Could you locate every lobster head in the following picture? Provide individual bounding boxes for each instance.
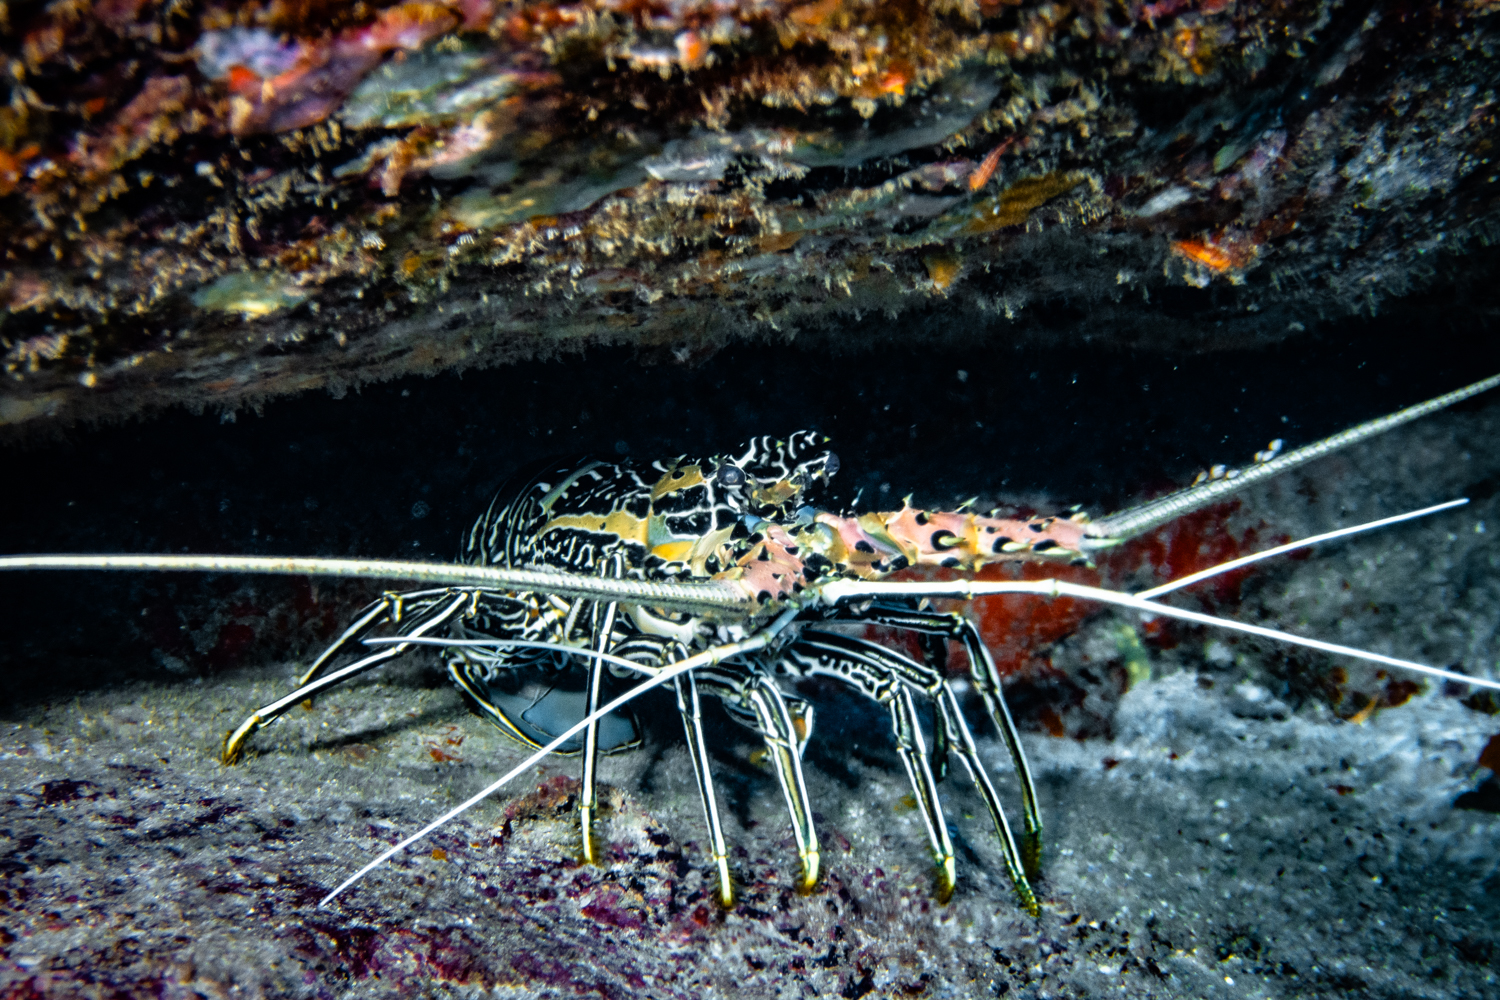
[715,430,839,519]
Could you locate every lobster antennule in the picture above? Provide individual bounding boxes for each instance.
[1082,371,1500,545]
[1134,497,1469,599]
[816,574,1500,693]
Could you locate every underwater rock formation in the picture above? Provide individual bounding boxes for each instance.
[1,348,1497,998]
[1,0,1498,428]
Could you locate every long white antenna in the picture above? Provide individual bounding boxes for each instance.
[1136,498,1469,599]
[817,577,1500,692]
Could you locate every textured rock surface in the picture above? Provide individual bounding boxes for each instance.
[1,336,1498,997]
[2,0,1499,429]
[0,661,1496,998]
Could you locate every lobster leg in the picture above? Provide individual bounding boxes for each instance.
[733,671,821,892]
[787,628,1040,909]
[843,605,1044,881]
[889,684,958,899]
[931,680,1040,915]
[578,598,617,863]
[612,634,739,906]
[224,590,475,763]
[784,631,962,898]
[579,556,627,865]
[674,671,736,907]
[953,622,1042,880]
[296,587,459,687]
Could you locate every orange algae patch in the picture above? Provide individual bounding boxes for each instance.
[227,65,262,94]
[1172,234,1258,273]
[0,149,25,196]
[879,60,913,96]
[923,252,962,290]
[675,30,709,67]
[1172,26,1210,75]
[965,173,1085,233]
[789,0,841,29]
[1172,238,1232,271]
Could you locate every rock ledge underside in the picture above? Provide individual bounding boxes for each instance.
[2,0,1499,427]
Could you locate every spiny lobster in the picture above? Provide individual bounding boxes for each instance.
[3,373,1498,917]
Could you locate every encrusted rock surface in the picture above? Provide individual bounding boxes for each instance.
[1,338,1497,997]
[2,0,1499,429]
[0,662,1496,998]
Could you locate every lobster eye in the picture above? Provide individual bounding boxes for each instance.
[823,453,840,478]
[717,465,746,487]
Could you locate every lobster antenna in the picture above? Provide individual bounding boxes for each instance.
[816,576,1500,692]
[318,608,802,907]
[1085,372,1500,543]
[1136,498,1469,599]
[0,553,748,613]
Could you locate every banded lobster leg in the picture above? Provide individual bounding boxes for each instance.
[445,558,635,865]
[605,644,820,904]
[676,670,737,906]
[842,604,1044,881]
[508,555,726,870]
[223,588,478,763]
[579,556,626,865]
[449,625,790,908]
[786,629,1040,914]
[681,662,821,895]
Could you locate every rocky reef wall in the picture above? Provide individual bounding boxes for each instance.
[2,0,1498,429]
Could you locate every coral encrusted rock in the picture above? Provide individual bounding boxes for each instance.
[2,0,1499,428]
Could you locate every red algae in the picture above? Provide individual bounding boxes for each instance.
[967,560,1105,676]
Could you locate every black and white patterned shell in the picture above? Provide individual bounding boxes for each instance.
[463,431,839,584]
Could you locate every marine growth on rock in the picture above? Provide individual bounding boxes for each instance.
[0,0,1497,427]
